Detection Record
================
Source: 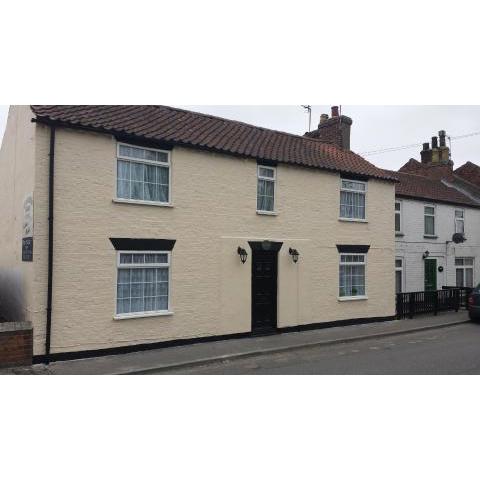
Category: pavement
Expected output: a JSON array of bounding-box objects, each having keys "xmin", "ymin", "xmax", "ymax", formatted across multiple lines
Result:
[{"xmin": 1, "ymin": 310, "xmax": 469, "ymax": 375}]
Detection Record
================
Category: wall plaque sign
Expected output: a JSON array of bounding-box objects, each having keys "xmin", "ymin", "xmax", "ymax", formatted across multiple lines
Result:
[{"xmin": 22, "ymin": 194, "xmax": 34, "ymax": 262}]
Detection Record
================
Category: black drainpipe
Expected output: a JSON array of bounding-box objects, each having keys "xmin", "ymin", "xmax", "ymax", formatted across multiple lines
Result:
[{"xmin": 45, "ymin": 125, "xmax": 56, "ymax": 364}]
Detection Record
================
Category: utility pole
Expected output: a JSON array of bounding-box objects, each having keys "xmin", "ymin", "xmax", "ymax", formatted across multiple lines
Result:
[{"xmin": 301, "ymin": 105, "xmax": 312, "ymax": 132}]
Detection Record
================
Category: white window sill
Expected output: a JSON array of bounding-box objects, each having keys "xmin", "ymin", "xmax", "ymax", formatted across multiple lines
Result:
[
  {"xmin": 337, "ymin": 295, "xmax": 368, "ymax": 302},
  {"xmin": 114, "ymin": 311, "xmax": 174, "ymax": 320},
  {"xmin": 113, "ymin": 198, "xmax": 173, "ymax": 208},
  {"xmin": 339, "ymin": 217, "xmax": 368, "ymax": 223},
  {"xmin": 257, "ymin": 210, "xmax": 278, "ymax": 216}
]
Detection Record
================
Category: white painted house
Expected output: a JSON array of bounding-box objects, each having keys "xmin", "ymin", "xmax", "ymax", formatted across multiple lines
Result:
[{"xmin": 388, "ymin": 132, "xmax": 480, "ymax": 294}]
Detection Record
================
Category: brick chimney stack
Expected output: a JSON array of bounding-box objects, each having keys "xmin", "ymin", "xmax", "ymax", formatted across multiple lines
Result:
[
  {"xmin": 420, "ymin": 130, "xmax": 453, "ymax": 168},
  {"xmin": 304, "ymin": 106, "xmax": 353, "ymax": 150}
]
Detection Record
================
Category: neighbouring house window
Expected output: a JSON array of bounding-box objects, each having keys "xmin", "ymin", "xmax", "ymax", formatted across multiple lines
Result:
[
  {"xmin": 116, "ymin": 143, "xmax": 170, "ymax": 203},
  {"xmin": 339, "ymin": 254, "xmax": 366, "ymax": 298},
  {"xmin": 395, "ymin": 201, "xmax": 402, "ymax": 233},
  {"xmin": 116, "ymin": 252, "xmax": 170, "ymax": 316},
  {"xmin": 395, "ymin": 258, "xmax": 403, "ymax": 294},
  {"xmin": 340, "ymin": 179, "xmax": 366, "ymax": 220},
  {"xmin": 257, "ymin": 165, "xmax": 276, "ymax": 213},
  {"xmin": 455, "ymin": 209, "xmax": 465, "ymax": 234},
  {"xmin": 455, "ymin": 257, "xmax": 474, "ymax": 288},
  {"xmin": 424, "ymin": 205, "xmax": 436, "ymax": 236}
]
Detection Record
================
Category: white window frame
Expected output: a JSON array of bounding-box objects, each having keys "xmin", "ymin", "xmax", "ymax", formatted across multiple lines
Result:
[
  {"xmin": 256, "ymin": 165, "xmax": 277, "ymax": 215},
  {"xmin": 114, "ymin": 250, "xmax": 172, "ymax": 320},
  {"xmin": 339, "ymin": 178, "xmax": 368, "ymax": 222},
  {"xmin": 395, "ymin": 200, "xmax": 402, "ymax": 234},
  {"xmin": 424, "ymin": 204, "xmax": 436, "ymax": 237},
  {"xmin": 455, "ymin": 257, "xmax": 474, "ymax": 288},
  {"xmin": 455, "ymin": 209, "xmax": 465, "ymax": 234},
  {"xmin": 114, "ymin": 142, "xmax": 172, "ymax": 207},
  {"xmin": 338, "ymin": 252, "xmax": 368, "ymax": 301},
  {"xmin": 395, "ymin": 257, "xmax": 404, "ymax": 294}
]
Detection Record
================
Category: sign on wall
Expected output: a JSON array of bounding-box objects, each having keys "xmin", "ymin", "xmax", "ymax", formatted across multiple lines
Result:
[{"xmin": 22, "ymin": 194, "xmax": 33, "ymax": 262}]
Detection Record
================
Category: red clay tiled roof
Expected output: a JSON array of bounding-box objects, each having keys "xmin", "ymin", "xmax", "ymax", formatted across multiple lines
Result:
[
  {"xmin": 399, "ymin": 158, "xmax": 455, "ymax": 180},
  {"xmin": 385, "ymin": 169, "xmax": 480, "ymax": 208},
  {"xmin": 455, "ymin": 161, "xmax": 480, "ymax": 187},
  {"xmin": 30, "ymin": 105, "xmax": 395, "ymax": 181}
]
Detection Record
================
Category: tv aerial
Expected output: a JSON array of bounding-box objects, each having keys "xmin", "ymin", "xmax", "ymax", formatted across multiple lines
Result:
[{"xmin": 301, "ymin": 105, "xmax": 312, "ymax": 132}]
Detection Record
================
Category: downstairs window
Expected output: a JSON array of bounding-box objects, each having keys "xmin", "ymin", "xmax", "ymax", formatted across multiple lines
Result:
[
  {"xmin": 339, "ymin": 253, "xmax": 366, "ymax": 298},
  {"xmin": 116, "ymin": 251, "xmax": 170, "ymax": 317}
]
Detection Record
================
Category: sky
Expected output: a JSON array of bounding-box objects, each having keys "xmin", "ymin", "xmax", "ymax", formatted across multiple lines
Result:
[{"xmin": 1, "ymin": 105, "xmax": 479, "ymax": 171}]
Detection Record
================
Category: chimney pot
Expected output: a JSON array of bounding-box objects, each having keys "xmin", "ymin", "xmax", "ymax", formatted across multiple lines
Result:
[
  {"xmin": 439, "ymin": 130, "xmax": 447, "ymax": 147},
  {"xmin": 431, "ymin": 136, "xmax": 438, "ymax": 149},
  {"xmin": 331, "ymin": 106, "xmax": 339, "ymax": 117},
  {"xmin": 423, "ymin": 142, "xmax": 430, "ymax": 151},
  {"xmin": 319, "ymin": 114, "xmax": 329, "ymax": 125}
]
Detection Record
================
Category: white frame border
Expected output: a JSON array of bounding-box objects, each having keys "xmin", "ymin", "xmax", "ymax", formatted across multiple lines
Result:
[
  {"xmin": 338, "ymin": 252, "xmax": 368, "ymax": 301},
  {"xmin": 114, "ymin": 250, "xmax": 173, "ymax": 320},
  {"xmin": 114, "ymin": 142, "xmax": 173, "ymax": 207},
  {"xmin": 454, "ymin": 208, "xmax": 465, "ymax": 235},
  {"xmin": 256, "ymin": 164, "xmax": 277, "ymax": 215},
  {"xmin": 339, "ymin": 177, "xmax": 368, "ymax": 222},
  {"xmin": 423, "ymin": 203, "xmax": 436, "ymax": 236}
]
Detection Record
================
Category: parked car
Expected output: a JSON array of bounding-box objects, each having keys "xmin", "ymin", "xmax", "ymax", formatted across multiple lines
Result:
[{"xmin": 468, "ymin": 285, "xmax": 480, "ymax": 321}]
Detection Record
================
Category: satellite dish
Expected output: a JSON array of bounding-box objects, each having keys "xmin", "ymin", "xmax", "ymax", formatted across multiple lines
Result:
[{"xmin": 452, "ymin": 233, "xmax": 466, "ymax": 244}]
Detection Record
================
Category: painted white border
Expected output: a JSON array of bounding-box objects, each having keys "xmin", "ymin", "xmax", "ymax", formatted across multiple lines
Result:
[
  {"xmin": 114, "ymin": 142, "xmax": 173, "ymax": 207},
  {"xmin": 454, "ymin": 256, "xmax": 475, "ymax": 288},
  {"xmin": 338, "ymin": 252, "xmax": 368, "ymax": 300},
  {"xmin": 424, "ymin": 203, "xmax": 436, "ymax": 236},
  {"xmin": 339, "ymin": 177, "xmax": 368, "ymax": 222},
  {"xmin": 256, "ymin": 165, "xmax": 277, "ymax": 215},
  {"xmin": 454, "ymin": 208, "xmax": 465, "ymax": 235},
  {"xmin": 395, "ymin": 256, "xmax": 404, "ymax": 293},
  {"xmin": 113, "ymin": 250, "xmax": 173, "ymax": 320},
  {"xmin": 395, "ymin": 199, "xmax": 402, "ymax": 234}
]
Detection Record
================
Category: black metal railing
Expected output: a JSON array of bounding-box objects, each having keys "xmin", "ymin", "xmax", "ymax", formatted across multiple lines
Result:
[
  {"xmin": 442, "ymin": 286, "xmax": 473, "ymax": 309},
  {"xmin": 396, "ymin": 287, "xmax": 471, "ymax": 319}
]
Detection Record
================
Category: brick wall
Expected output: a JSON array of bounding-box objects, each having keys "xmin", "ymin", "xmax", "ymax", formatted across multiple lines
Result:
[
  {"xmin": 0, "ymin": 322, "xmax": 33, "ymax": 368},
  {"xmin": 304, "ymin": 116, "xmax": 352, "ymax": 150}
]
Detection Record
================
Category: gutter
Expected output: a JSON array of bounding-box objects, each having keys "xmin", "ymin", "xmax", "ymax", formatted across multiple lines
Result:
[
  {"xmin": 32, "ymin": 116, "xmax": 396, "ymax": 183},
  {"xmin": 32, "ymin": 117, "xmax": 55, "ymax": 363}
]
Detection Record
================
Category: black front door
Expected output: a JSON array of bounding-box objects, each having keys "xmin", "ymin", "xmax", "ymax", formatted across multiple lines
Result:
[{"xmin": 251, "ymin": 249, "xmax": 278, "ymax": 333}]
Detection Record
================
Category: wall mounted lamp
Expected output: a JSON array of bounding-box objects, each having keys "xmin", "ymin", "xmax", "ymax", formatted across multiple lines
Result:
[
  {"xmin": 289, "ymin": 248, "xmax": 300, "ymax": 263},
  {"xmin": 237, "ymin": 247, "xmax": 248, "ymax": 264}
]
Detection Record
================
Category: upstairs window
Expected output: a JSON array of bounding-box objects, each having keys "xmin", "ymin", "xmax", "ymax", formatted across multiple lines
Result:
[
  {"xmin": 340, "ymin": 179, "xmax": 366, "ymax": 220},
  {"xmin": 257, "ymin": 166, "xmax": 276, "ymax": 213},
  {"xmin": 395, "ymin": 201, "xmax": 402, "ymax": 233},
  {"xmin": 116, "ymin": 143, "xmax": 171, "ymax": 204},
  {"xmin": 455, "ymin": 209, "xmax": 465, "ymax": 234},
  {"xmin": 424, "ymin": 205, "xmax": 436, "ymax": 236},
  {"xmin": 339, "ymin": 253, "xmax": 366, "ymax": 298}
]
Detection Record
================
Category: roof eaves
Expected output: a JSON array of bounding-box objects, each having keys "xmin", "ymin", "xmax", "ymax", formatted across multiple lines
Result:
[{"xmin": 31, "ymin": 107, "xmax": 396, "ymax": 182}]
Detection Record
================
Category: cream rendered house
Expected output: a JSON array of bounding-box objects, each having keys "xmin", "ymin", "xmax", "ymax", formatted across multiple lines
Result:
[{"xmin": 0, "ymin": 105, "xmax": 396, "ymax": 363}]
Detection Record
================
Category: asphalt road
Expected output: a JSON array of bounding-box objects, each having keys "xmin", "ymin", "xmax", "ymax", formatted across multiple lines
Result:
[{"xmin": 154, "ymin": 322, "xmax": 480, "ymax": 374}]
